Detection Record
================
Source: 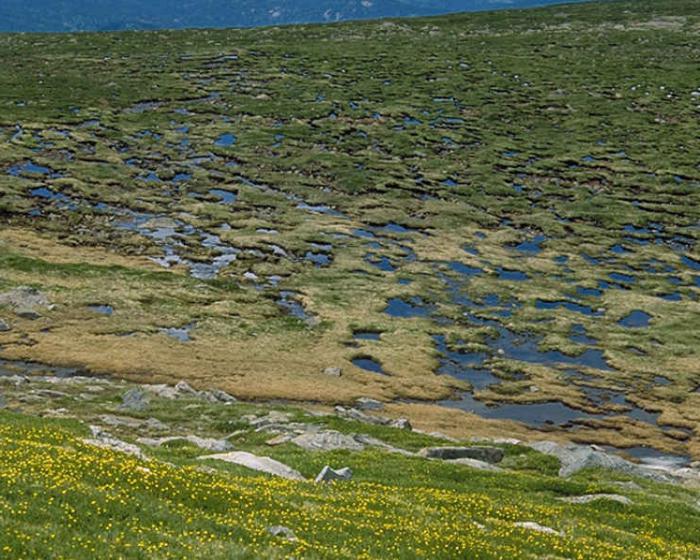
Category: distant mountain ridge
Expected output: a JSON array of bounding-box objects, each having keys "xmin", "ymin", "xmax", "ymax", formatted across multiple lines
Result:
[{"xmin": 0, "ymin": 0, "xmax": 592, "ymax": 33}]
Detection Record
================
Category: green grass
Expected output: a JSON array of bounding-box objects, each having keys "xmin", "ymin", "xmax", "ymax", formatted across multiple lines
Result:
[{"xmin": 0, "ymin": 407, "xmax": 699, "ymax": 559}]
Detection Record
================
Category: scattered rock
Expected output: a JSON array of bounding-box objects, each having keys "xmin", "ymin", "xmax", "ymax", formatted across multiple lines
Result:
[
  {"xmin": 15, "ymin": 308, "xmax": 42, "ymax": 320},
  {"xmin": 174, "ymin": 380, "xmax": 197, "ymax": 395},
  {"xmin": 335, "ymin": 406, "xmax": 389, "ymax": 426},
  {"xmin": 0, "ymin": 394, "xmax": 6, "ymax": 409},
  {"xmin": 31, "ymin": 389, "xmax": 69, "ymax": 399},
  {"xmin": 388, "ymin": 418, "xmax": 412, "ymax": 430},
  {"xmin": 447, "ymin": 458, "xmax": 503, "ymax": 472},
  {"xmin": 0, "ymin": 287, "xmax": 50, "ymax": 310},
  {"xmin": 199, "ymin": 451, "xmax": 305, "ymax": 481},
  {"xmin": 355, "ymin": 397, "xmax": 384, "ymax": 411},
  {"xmin": 267, "ymin": 526, "xmax": 297, "ymax": 541},
  {"xmin": 291, "ymin": 430, "xmax": 364, "ymax": 452},
  {"xmin": 143, "ymin": 384, "xmax": 181, "ymax": 399},
  {"xmin": 323, "ymin": 367, "xmax": 342, "ymax": 377},
  {"xmin": 0, "ymin": 319, "xmax": 11, "ymax": 332},
  {"xmin": 528, "ymin": 441, "xmax": 675, "ymax": 483},
  {"xmin": 514, "ymin": 521, "xmax": 562, "ymax": 536},
  {"xmin": 353, "ymin": 434, "xmax": 415, "ymax": 457},
  {"xmin": 419, "ymin": 446, "xmax": 504, "ymax": 464},
  {"xmin": 559, "ymin": 494, "xmax": 632, "ymax": 506},
  {"xmin": 204, "ymin": 388, "xmax": 237, "ymax": 404},
  {"xmin": 315, "ymin": 465, "xmax": 353, "ymax": 483},
  {"xmin": 266, "ymin": 433, "xmax": 294, "ymax": 446},
  {"xmin": 84, "ymin": 426, "xmax": 145, "ymax": 459},
  {"xmin": 99, "ymin": 415, "xmax": 168, "ymax": 431},
  {"xmin": 138, "ymin": 435, "xmax": 233, "ymax": 452},
  {"xmin": 247, "ymin": 411, "xmax": 292, "ymax": 429},
  {"xmin": 120, "ymin": 388, "xmax": 149, "ymax": 411},
  {"xmin": 100, "ymin": 414, "xmax": 145, "ymax": 429}
]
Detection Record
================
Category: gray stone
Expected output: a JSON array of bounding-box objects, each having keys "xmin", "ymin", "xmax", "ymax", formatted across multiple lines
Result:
[
  {"xmin": 266, "ymin": 433, "xmax": 294, "ymax": 446},
  {"xmin": 291, "ymin": 430, "xmax": 365, "ymax": 452},
  {"xmin": 199, "ymin": 451, "xmax": 305, "ymax": 481},
  {"xmin": 528, "ymin": 441, "xmax": 674, "ymax": 483},
  {"xmin": 174, "ymin": 380, "xmax": 197, "ymax": 395},
  {"xmin": 0, "ymin": 287, "xmax": 50, "ymax": 310},
  {"xmin": 335, "ymin": 406, "xmax": 389, "ymax": 426},
  {"xmin": 120, "ymin": 388, "xmax": 149, "ymax": 411},
  {"xmin": 267, "ymin": 526, "xmax": 297, "ymax": 541},
  {"xmin": 447, "ymin": 458, "xmax": 503, "ymax": 472},
  {"xmin": 323, "ymin": 367, "xmax": 342, "ymax": 377},
  {"xmin": 31, "ymin": 389, "xmax": 69, "ymax": 399},
  {"xmin": 247, "ymin": 411, "xmax": 292, "ymax": 429},
  {"xmin": 559, "ymin": 494, "xmax": 632, "ymax": 506},
  {"xmin": 100, "ymin": 414, "xmax": 144, "ymax": 429},
  {"xmin": 15, "ymin": 308, "xmax": 42, "ymax": 320},
  {"xmin": 0, "ymin": 319, "xmax": 11, "ymax": 332},
  {"xmin": 388, "ymin": 418, "xmax": 412, "ymax": 430},
  {"xmin": 205, "ymin": 388, "xmax": 237, "ymax": 404},
  {"xmin": 419, "ymin": 446, "xmax": 504, "ymax": 464},
  {"xmin": 143, "ymin": 384, "xmax": 180, "ymax": 399},
  {"xmin": 0, "ymin": 394, "xmax": 6, "ymax": 409},
  {"xmin": 355, "ymin": 397, "xmax": 384, "ymax": 411},
  {"xmin": 84, "ymin": 426, "xmax": 145, "ymax": 459},
  {"xmin": 315, "ymin": 465, "xmax": 353, "ymax": 483},
  {"xmin": 138, "ymin": 435, "xmax": 232, "ymax": 452},
  {"xmin": 514, "ymin": 521, "xmax": 562, "ymax": 536}
]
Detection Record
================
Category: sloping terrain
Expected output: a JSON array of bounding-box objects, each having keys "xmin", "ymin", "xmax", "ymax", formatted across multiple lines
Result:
[
  {"xmin": 0, "ymin": 372, "xmax": 698, "ymax": 559},
  {"xmin": 0, "ymin": 0, "xmax": 593, "ymax": 32},
  {"xmin": 0, "ymin": 0, "xmax": 698, "ymax": 484}
]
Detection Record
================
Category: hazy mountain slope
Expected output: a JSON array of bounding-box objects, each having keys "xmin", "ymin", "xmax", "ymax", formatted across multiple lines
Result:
[{"xmin": 0, "ymin": 0, "xmax": 593, "ymax": 32}]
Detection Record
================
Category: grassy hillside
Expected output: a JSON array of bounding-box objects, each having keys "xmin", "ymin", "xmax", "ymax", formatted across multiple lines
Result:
[
  {"xmin": 0, "ymin": 1, "xmax": 699, "ymax": 556},
  {"xmin": 0, "ymin": 391, "xmax": 698, "ymax": 559}
]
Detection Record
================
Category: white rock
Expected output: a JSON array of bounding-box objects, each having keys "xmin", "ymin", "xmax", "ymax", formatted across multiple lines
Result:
[
  {"xmin": 138, "ymin": 435, "xmax": 232, "ymax": 452},
  {"xmin": 559, "ymin": 494, "xmax": 632, "ymax": 506},
  {"xmin": 514, "ymin": 521, "xmax": 562, "ymax": 536},
  {"xmin": 291, "ymin": 430, "xmax": 364, "ymax": 452},
  {"xmin": 199, "ymin": 451, "xmax": 305, "ymax": 481},
  {"xmin": 315, "ymin": 465, "xmax": 353, "ymax": 483}
]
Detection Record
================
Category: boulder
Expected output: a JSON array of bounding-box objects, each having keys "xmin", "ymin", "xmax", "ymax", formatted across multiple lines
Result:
[
  {"xmin": 266, "ymin": 434, "xmax": 294, "ymax": 446},
  {"xmin": 247, "ymin": 411, "xmax": 292, "ymax": 429},
  {"xmin": 355, "ymin": 397, "xmax": 384, "ymax": 411},
  {"xmin": 389, "ymin": 418, "xmax": 412, "ymax": 431},
  {"xmin": 335, "ymin": 406, "xmax": 389, "ymax": 426},
  {"xmin": 267, "ymin": 526, "xmax": 297, "ymax": 541},
  {"xmin": 528, "ymin": 441, "xmax": 674, "ymax": 483},
  {"xmin": 0, "ymin": 319, "xmax": 11, "ymax": 332},
  {"xmin": 419, "ymin": 446, "xmax": 504, "ymax": 464},
  {"xmin": 291, "ymin": 430, "xmax": 364, "ymax": 452},
  {"xmin": 84, "ymin": 426, "xmax": 146, "ymax": 459},
  {"xmin": 199, "ymin": 451, "xmax": 305, "ymax": 481},
  {"xmin": 315, "ymin": 465, "xmax": 353, "ymax": 483},
  {"xmin": 120, "ymin": 388, "xmax": 149, "ymax": 411},
  {"xmin": 0, "ymin": 287, "xmax": 50, "ymax": 310},
  {"xmin": 323, "ymin": 367, "xmax": 342, "ymax": 377},
  {"xmin": 174, "ymin": 380, "xmax": 198, "ymax": 396},
  {"xmin": 15, "ymin": 308, "xmax": 42, "ymax": 320},
  {"xmin": 138, "ymin": 435, "xmax": 232, "ymax": 453},
  {"xmin": 559, "ymin": 494, "xmax": 632, "ymax": 506},
  {"xmin": 447, "ymin": 458, "xmax": 503, "ymax": 472},
  {"xmin": 0, "ymin": 394, "xmax": 6, "ymax": 409},
  {"xmin": 204, "ymin": 388, "xmax": 237, "ymax": 404},
  {"xmin": 514, "ymin": 521, "xmax": 562, "ymax": 536},
  {"xmin": 99, "ymin": 415, "xmax": 168, "ymax": 431},
  {"xmin": 143, "ymin": 384, "xmax": 180, "ymax": 400}
]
